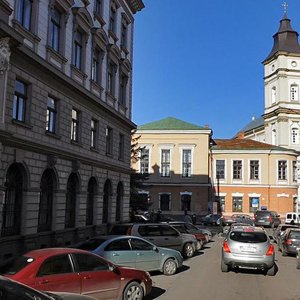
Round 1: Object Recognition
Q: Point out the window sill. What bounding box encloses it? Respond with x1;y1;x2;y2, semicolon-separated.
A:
90;147;99;153
108;30;119;43
12;119;33;129
45;131;61;140
46;46;68;70
94;13;106;27
71;140;82;147
106;153;113;158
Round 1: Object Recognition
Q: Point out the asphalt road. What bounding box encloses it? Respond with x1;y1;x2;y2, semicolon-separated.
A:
145;228;300;300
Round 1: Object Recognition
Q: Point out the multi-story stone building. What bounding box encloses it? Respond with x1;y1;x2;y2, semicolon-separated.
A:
0;0;144;262
132;117;213;215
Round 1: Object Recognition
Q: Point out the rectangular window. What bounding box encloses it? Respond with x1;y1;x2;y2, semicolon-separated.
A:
140;148;149;174
74;31;82;69
232;196;243;212
106;127;113;155
50;8;61;52
216;160;225;179
119;74;128;105
233;160;242;180
92;49;100;83
293;161;297;182
95;0;102;15
278;160;287;180
219;196;225;212
90;119;97;148
160;194;170;211
118;133;124;160
17;0;32;31
107;62;115;95
121;22;127;49
182;149;191;177
46;97;57;133
161;149;170;177
250;160;259;180
71;109;79;142
249;197;259;213
109;7;116;33
13;80;27;122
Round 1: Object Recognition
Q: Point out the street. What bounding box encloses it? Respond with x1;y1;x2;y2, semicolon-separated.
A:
145;228;300;300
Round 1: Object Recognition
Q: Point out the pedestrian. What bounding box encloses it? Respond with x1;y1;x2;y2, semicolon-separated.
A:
192;213;197;225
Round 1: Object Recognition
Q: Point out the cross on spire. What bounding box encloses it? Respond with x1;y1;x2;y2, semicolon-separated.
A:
282;1;288;14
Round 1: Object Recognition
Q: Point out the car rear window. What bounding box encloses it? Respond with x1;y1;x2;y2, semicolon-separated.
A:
289;231;300;239
0;256;34;275
229;231;268;243
255;211;270;217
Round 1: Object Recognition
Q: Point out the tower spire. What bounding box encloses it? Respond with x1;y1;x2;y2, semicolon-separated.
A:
282;1;288;15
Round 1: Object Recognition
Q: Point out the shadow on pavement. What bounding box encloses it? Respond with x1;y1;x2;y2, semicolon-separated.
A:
144;286;166;299
228;262;278;276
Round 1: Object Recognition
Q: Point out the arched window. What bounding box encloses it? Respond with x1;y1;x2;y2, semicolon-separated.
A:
1;164;24;236
86;177;97;226
271;87;276;104
103;180;112;223
65;173;79;228
291;84;299;101
38;169;56;232
116;182;123;222
291;127;299;144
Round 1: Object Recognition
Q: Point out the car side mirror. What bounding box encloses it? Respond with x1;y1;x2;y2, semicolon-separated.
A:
109;265;120;275
153;246;158;252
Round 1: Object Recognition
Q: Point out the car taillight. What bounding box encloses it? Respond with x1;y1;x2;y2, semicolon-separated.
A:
286;239;293;245
266;244;274;256
223;241;231;253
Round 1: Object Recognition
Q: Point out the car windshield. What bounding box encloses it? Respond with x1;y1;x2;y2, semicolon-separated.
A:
0;256;34;275
229;231;267;243
255;211;270;217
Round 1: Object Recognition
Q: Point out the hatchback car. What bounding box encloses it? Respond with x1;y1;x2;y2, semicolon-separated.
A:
0;275;97;300
273;224;299;244
75;235;183;275
1;248;152;300
278;228;300;256
221;226;275;275
254;210;281;228
109;223;198;258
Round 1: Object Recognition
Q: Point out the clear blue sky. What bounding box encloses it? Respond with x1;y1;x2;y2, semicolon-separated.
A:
132;0;300;139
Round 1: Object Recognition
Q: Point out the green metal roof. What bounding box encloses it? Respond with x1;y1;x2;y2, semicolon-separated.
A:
137;117;207;131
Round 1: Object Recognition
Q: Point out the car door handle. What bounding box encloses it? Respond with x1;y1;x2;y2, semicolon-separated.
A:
39;279;49;284
112;253;119;256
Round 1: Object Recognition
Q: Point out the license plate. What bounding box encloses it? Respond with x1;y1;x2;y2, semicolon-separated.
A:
240;246;257;253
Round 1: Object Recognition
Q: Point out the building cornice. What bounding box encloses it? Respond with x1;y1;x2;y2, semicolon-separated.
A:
125;0;145;14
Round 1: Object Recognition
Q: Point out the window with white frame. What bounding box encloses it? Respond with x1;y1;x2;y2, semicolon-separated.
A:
232;197;243;212
216;160;225;179
278;160;287;180
293;161;297;182
182;149;192;177
291;127;299;144
291;84;299;101
233;160;242;180
46;96;57;133
161;149;170;177
71;109;79;142
160;194;170;211
250;160;259;180
271;86;276;104
140;148;149;174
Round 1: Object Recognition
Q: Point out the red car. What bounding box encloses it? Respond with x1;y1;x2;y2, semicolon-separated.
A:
2;248;152;300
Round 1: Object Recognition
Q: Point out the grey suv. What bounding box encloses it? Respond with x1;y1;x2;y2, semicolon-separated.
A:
254;210;281;228
108;223;198;258
221;226;275;275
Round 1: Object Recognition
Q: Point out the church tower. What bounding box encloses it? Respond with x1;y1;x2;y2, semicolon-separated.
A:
263;3;300;151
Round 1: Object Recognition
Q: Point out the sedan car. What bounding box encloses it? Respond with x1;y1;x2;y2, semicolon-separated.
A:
278;228;300;256
199;214;222;226
1;248;152;300
221;226;275;276
0;275;97;300
75;235;183;275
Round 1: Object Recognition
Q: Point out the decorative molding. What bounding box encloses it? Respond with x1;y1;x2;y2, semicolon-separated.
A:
47;155;57;168
0;37;10;74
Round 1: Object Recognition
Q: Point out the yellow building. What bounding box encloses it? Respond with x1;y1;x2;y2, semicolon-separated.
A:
132;117;212;215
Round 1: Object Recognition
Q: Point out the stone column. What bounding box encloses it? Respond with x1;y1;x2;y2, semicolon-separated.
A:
0;37;11;126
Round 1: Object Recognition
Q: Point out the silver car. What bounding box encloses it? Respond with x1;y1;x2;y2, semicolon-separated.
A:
221;226;275;276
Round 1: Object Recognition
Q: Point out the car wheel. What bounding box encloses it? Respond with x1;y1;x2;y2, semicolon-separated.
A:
266;265;275;276
122;281;144;300
183;243;194;258
163;258;177;275
221;259;229;272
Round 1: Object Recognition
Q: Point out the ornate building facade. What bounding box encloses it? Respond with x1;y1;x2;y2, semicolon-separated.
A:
0;0;144;262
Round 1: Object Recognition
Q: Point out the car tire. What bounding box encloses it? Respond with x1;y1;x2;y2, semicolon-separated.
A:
266;265;275;276
183;243;194;258
163;258;177;275
122;281;144;300
221;259;229;272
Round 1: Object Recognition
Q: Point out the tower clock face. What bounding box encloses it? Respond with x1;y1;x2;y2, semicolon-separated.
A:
291;61;297;67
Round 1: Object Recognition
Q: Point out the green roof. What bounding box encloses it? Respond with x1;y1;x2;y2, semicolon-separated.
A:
137;117;207;131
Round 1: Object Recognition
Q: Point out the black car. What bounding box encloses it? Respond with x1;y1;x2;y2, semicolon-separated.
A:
254;210;281;228
199;214;222;226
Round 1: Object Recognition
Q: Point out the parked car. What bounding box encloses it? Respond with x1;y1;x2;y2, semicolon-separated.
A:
199;214;222;226
0;275;97;300
254;210;281;228
108;223;198;258
278;228;300;256
222;214;253;226
168;221;208;245
131;214;151;223
285;212;300;225
273;224;299;244
195;227;213;242
74;235;183;276
296;247;300;269
221;226;275;276
1;248;152;300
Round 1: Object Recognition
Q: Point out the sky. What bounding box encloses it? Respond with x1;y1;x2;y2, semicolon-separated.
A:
131;0;300;139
